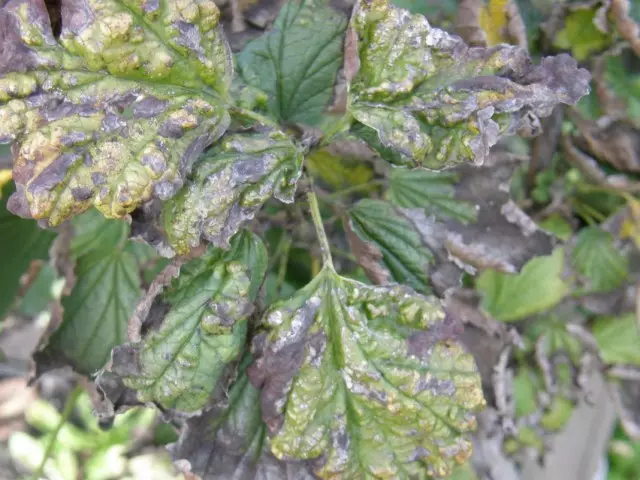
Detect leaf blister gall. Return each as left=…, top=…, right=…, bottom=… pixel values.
left=0, top=0, right=233, bottom=226
left=347, top=0, right=591, bottom=168
left=249, top=267, right=484, bottom=478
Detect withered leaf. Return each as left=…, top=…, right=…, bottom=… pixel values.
left=171, top=362, right=317, bottom=480
left=346, top=0, right=590, bottom=169
left=0, top=0, right=232, bottom=226
left=249, top=266, right=484, bottom=478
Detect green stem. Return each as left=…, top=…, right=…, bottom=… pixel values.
left=276, top=237, right=292, bottom=294
left=307, top=188, right=335, bottom=271
left=30, top=385, right=83, bottom=480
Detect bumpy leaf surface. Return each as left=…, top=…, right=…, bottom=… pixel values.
left=348, top=199, right=433, bottom=293
left=238, top=0, right=347, bottom=126
left=249, top=267, right=484, bottom=479
left=109, top=231, right=267, bottom=413
left=476, top=248, right=570, bottom=322
left=571, top=226, right=628, bottom=292
left=0, top=0, right=232, bottom=226
left=133, top=110, right=302, bottom=256
left=347, top=0, right=591, bottom=168
left=172, top=363, right=316, bottom=479
left=388, top=168, right=477, bottom=223
left=36, top=210, right=147, bottom=374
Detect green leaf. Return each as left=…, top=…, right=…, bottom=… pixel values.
left=571, top=226, right=628, bottom=292
left=592, top=313, right=640, bottom=366
left=0, top=0, right=232, bottom=226
left=249, top=267, right=484, bottom=478
left=172, top=361, right=316, bottom=479
left=136, top=110, right=303, bottom=255
left=347, top=0, right=590, bottom=168
left=0, top=182, right=55, bottom=318
left=388, top=168, right=477, bottom=223
left=537, top=214, right=573, bottom=241
left=476, top=248, right=570, bottom=322
left=110, top=231, right=267, bottom=413
left=553, top=6, right=614, bottom=61
left=348, top=199, right=433, bottom=293
left=36, top=210, right=144, bottom=374
left=237, top=0, right=347, bottom=126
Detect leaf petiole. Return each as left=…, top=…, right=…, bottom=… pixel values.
left=307, top=185, right=335, bottom=271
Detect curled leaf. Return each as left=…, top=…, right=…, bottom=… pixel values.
left=133, top=110, right=303, bottom=256
left=347, top=0, right=590, bottom=169
left=105, top=231, right=267, bottom=414
left=402, top=152, right=554, bottom=294
left=0, top=0, right=233, bottom=226
left=249, top=267, right=484, bottom=478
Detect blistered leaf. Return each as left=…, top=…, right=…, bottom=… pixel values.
left=0, top=182, right=55, bottom=318
left=388, top=168, right=477, bottom=223
left=134, top=110, right=302, bottom=256
left=108, top=231, right=267, bottom=413
left=347, top=0, right=590, bottom=169
left=238, top=0, right=347, bottom=126
left=476, top=248, right=570, bottom=322
left=572, top=226, right=628, bottom=292
left=171, top=363, right=316, bottom=479
left=249, top=267, right=484, bottom=478
left=348, top=199, right=433, bottom=293
left=593, top=313, right=640, bottom=366
left=34, top=210, right=145, bottom=375
left=0, top=0, right=233, bottom=226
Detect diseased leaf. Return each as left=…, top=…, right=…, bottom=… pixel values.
left=348, top=199, right=433, bottom=293
left=388, top=168, right=477, bottom=223
left=108, top=231, right=267, bottom=413
left=249, top=266, right=484, bottom=478
left=0, top=182, right=55, bottom=318
left=237, top=0, right=348, bottom=126
left=0, top=0, right=233, bottom=226
left=402, top=152, right=554, bottom=295
left=347, top=0, right=591, bottom=168
left=133, top=110, right=302, bottom=256
left=35, top=210, right=144, bottom=374
left=476, top=248, right=570, bottom=322
left=171, top=362, right=316, bottom=479
left=592, top=313, right=640, bottom=366
left=572, top=226, right=628, bottom=292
